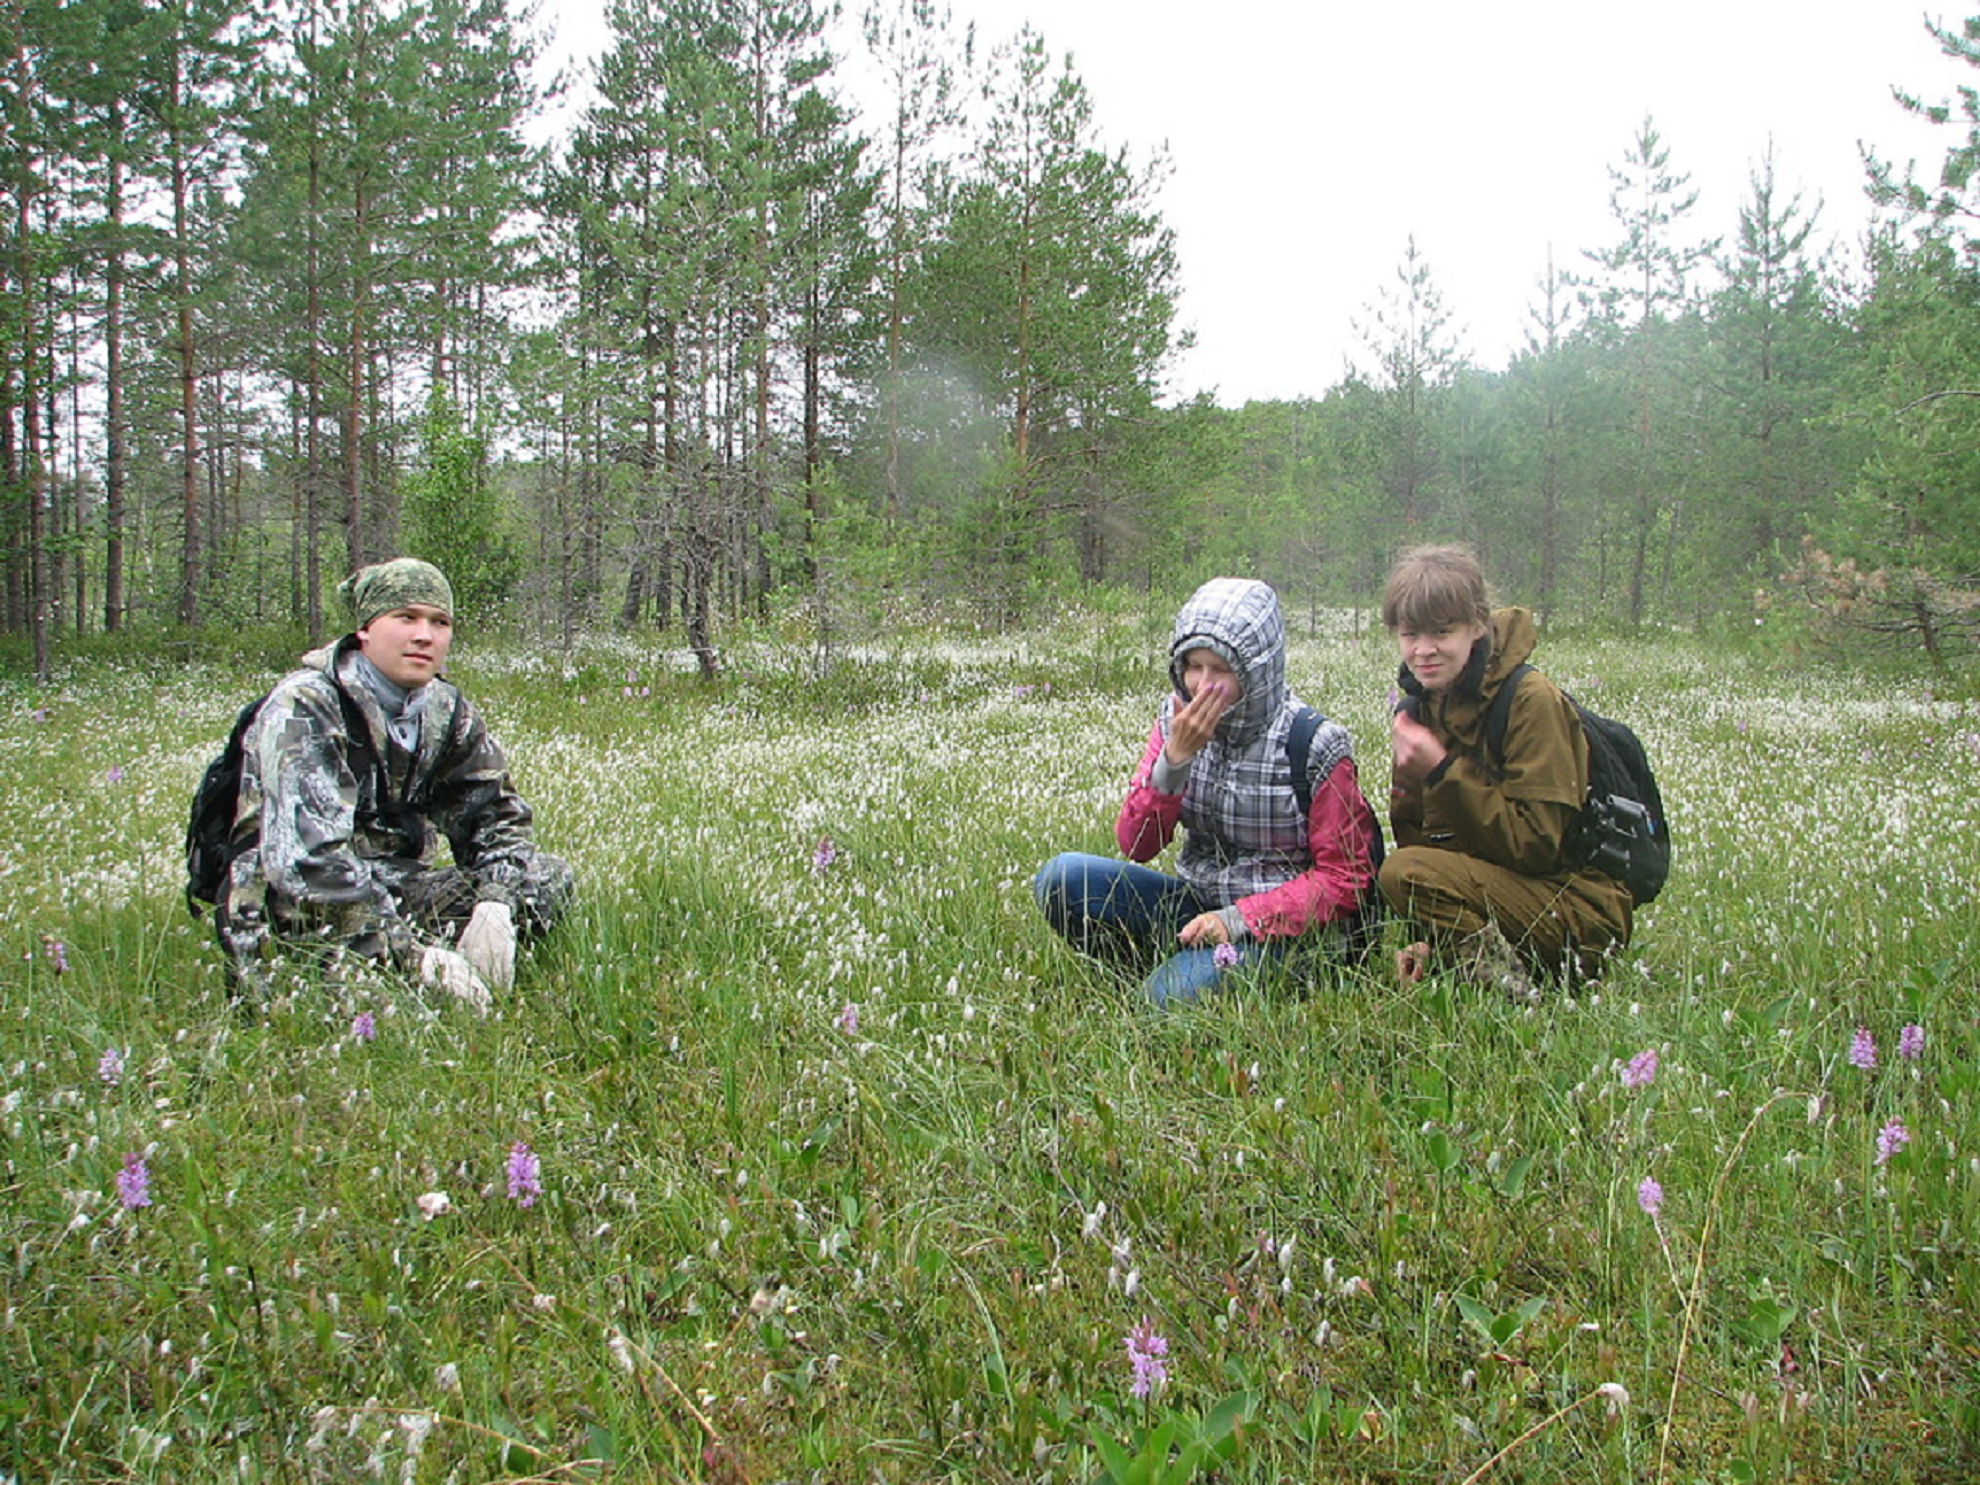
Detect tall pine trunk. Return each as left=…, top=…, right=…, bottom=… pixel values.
left=103, top=122, right=126, bottom=631
left=170, top=50, right=202, bottom=628
left=344, top=172, right=370, bottom=573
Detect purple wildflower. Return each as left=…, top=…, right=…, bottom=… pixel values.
left=106, top=765, right=126, bottom=784
left=42, top=936, right=68, bottom=974
left=506, top=1142, right=542, bottom=1208
left=1636, top=1176, right=1663, bottom=1217
left=29, top=708, right=47, bottom=723
left=1621, top=1048, right=1658, bottom=1089
left=117, top=1153, right=152, bottom=1210
left=812, top=836, right=837, bottom=872
left=1212, top=942, right=1240, bottom=971
left=1848, top=1027, right=1877, bottom=1071
left=1125, top=1318, right=1169, bottom=1400
left=98, top=1047, right=125, bottom=1086
left=835, top=1002, right=858, bottom=1035
left=351, top=1011, right=377, bottom=1043
left=1875, top=1118, right=1910, bottom=1166
left=1898, top=1024, right=1925, bottom=1061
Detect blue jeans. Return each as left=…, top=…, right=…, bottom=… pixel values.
left=1032, top=852, right=1284, bottom=1007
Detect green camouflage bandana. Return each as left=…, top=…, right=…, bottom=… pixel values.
left=339, top=558, right=455, bottom=631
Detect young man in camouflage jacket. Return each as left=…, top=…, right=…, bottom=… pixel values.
left=218, top=559, right=573, bottom=1007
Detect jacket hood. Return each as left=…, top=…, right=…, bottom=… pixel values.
left=1481, top=607, right=1539, bottom=689
left=1168, top=578, right=1288, bottom=747
left=300, top=638, right=345, bottom=674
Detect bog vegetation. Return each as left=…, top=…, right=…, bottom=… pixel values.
left=3, top=611, right=1977, bottom=1482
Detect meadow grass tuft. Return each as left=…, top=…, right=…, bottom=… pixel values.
left=2, top=618, right=1977, bottom=1482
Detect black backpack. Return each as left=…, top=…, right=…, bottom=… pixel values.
left=1481, top=664, right=1671, bottom=904
left=1287, top=705, right=1388, bottom=955
left=184, top=680, right=380, bottom=918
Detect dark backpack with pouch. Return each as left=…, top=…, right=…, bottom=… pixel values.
left=1481, top=664, right=1671, bottom=904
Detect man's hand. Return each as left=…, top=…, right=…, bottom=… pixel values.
left=458, top=901, right=516, bottom=992
left=420, top=945, right=492, bottom=1016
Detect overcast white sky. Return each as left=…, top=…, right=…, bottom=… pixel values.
left=539, top=1, right=1961, bottom=407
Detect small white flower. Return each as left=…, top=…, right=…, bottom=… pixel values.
left=416, top=1191, right=451, bottom=1220
left=1598, top=1381, right=1630, bottom=1413
left=434, top=1362, right=460, bottom=1392
left=607, top=1328, right=636, bottom=1374
left=306, top=1405, right=338, bottom=1453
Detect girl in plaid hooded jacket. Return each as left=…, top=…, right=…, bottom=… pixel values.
left=1033, top=578, right=1382, bottom=1006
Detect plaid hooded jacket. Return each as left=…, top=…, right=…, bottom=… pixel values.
left=1116, top=578, right=1378, bottom=939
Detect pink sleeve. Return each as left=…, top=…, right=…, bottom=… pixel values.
left=1115, top=720, right=1182, bottom=862
left=1236, top=756, right=1378, bottom=939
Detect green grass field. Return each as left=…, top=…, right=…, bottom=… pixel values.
left=3, top=612, right=1977, bottom=1483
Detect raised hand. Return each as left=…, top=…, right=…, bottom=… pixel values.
left=1165, top=679, right=1235, bottom=765
left=1391, top=708, right=1449, bottom=785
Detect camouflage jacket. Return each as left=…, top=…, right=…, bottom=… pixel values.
left=220, top=636, right=546, bottom=967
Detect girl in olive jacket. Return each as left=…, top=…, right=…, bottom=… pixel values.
left=1380, top=546, right=1630, bottom=997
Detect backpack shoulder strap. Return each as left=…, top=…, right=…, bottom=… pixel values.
left=1481, top=662, right=1534, bottom=771
left=229, top=693, right=268, bottom=752
left=1286, top=705, right=1322, bottom=821
left=323, top=673, right=398, bottom=805
left=1287, top=703, right=1389, bottom=893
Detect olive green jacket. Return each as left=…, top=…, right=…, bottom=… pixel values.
left=1390, top=608, right=1632, bottom=925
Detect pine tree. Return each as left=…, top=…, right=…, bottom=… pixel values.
left=862, top=0, right=966, bottom=517
left=1697, top=147, right=1856, bottom=605
left=1583, top=115, right=1717, bottom=624
left=1351, top=233, right=1464, bottom=531
left=401, top=389, right=519, bottom=615
left=910, top=27, right=1180, bottom=603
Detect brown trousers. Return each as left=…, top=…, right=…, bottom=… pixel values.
left=1379, top=845, right=1631, bottom=982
